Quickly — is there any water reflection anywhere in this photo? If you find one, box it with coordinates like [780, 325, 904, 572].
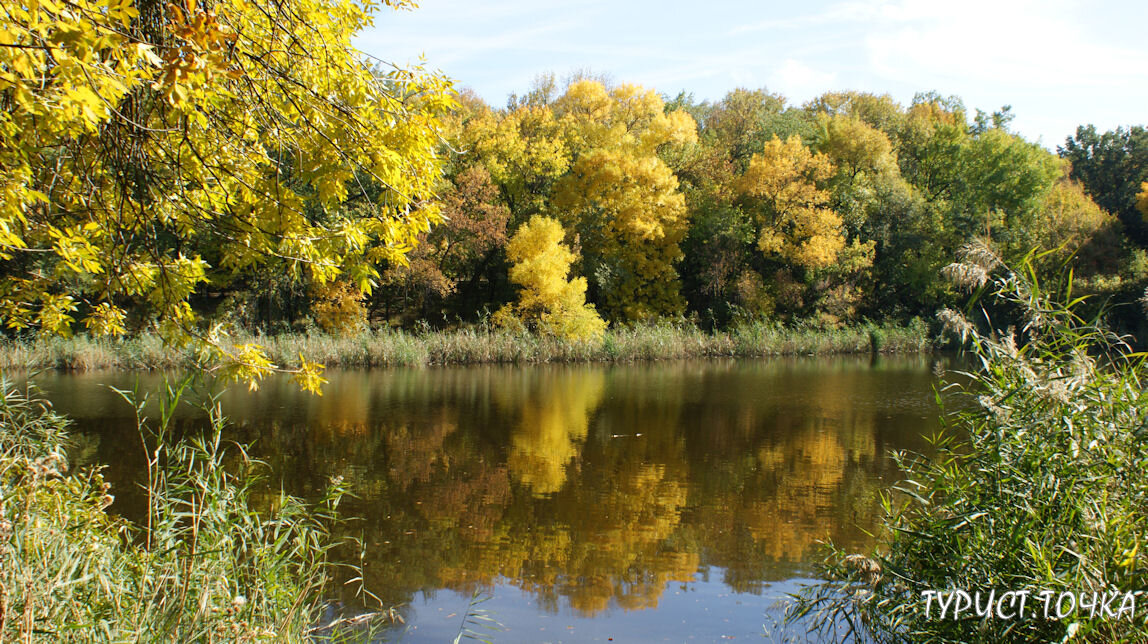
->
[29, 355, 951, 630]
[503, 369, 606, 496]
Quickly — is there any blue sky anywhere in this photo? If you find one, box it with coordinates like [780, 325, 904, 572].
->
[356, 0, 1147, 148]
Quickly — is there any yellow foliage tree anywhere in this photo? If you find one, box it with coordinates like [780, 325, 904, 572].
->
[1034, 178, 1117, 249]
[551, 81, 696, 322]
[0, 0, 453, 390]
[456, 98, 570, 217]
[553, 81, 696, 156]
[493, 216, 606, 340]
[553, 150, 690, 321]
[311, 280, 368, 335]
[818, 114, 896, 184]
[452, 80, 695, 323]
[1138, 182, 1148, 218]
[737, 136, 845, 270]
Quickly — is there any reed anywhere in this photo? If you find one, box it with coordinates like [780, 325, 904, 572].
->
[787, 250, 1148, 643]
[1, 319, 931, 372]
[0, 378, 380, 642]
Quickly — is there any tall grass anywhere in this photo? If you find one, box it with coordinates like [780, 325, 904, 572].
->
[0, 334, 188, 371]
[787, 246, 1148, 643]
[0, 378, 377, 641]
[0, 319, 931, 371]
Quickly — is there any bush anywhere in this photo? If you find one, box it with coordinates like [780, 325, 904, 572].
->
[788, 245, 1148, 642]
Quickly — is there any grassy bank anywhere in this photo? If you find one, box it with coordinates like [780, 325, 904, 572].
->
[0, 319, 931, 371]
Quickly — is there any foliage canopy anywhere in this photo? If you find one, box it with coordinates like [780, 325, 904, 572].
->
[0, 0, 453, 389]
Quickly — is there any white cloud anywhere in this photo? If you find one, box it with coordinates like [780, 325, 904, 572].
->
[768, 59, 839, 103]
[357, 0, 609, 66]
[730, 1, 878, 35]
[741, 0, 1148, 142]
[356, 0, 1148, 144]
[861, 0, 1148, 90]
[380, 21, 584, 66]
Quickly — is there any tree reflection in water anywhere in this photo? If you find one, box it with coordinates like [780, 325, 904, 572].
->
[38, 356, 948, 620]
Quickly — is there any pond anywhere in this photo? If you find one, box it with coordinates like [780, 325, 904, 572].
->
[30, 354, 957, 642]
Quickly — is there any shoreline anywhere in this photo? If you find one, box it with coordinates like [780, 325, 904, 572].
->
[0, 320, 933, 371]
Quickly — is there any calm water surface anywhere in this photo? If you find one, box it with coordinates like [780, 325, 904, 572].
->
[32, 354, 957, 642]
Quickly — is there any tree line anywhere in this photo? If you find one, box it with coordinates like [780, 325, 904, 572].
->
[354, 78, 1147, 339]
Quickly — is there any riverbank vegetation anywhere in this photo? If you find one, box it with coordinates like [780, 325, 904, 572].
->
[225, 88, 1147, 351]
[0, 378, 373, 641]
[0, 319, 930, 371]
[788, 249, 1148, 642]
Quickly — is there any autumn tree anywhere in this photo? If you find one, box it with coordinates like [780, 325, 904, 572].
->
[894, 95, 970, 207]
[448, 80, 697, 324]
[701, 88, 813, 169]
[835, 93, 1065, 315]
[808, 91, 905, 137]
[0, 0, 453, 389]
[818, 115, 896, 184]
[493, 216, 605, 340]
[311, 280, 369, 334]
[551, 148, 690, 322]
[1024, 175, 1121, 277]
[550, 81, 697, 322]
[457, 97, 570, 221]
[736, 136, 844, 271]
[672, 89, 797, 323]
[379, 164, 510, 323]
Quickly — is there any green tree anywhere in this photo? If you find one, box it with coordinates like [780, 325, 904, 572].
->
[673, 89, 811, 324]
[962, 128, 1060, 246]
[701, 88, 814, 170]
[858, 94, 1061, 315]
[895, 96, 971, 208]
[1059, 125, 1148, 244]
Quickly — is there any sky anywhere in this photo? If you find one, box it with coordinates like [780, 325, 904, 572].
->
[355, 0, 1148, 149]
